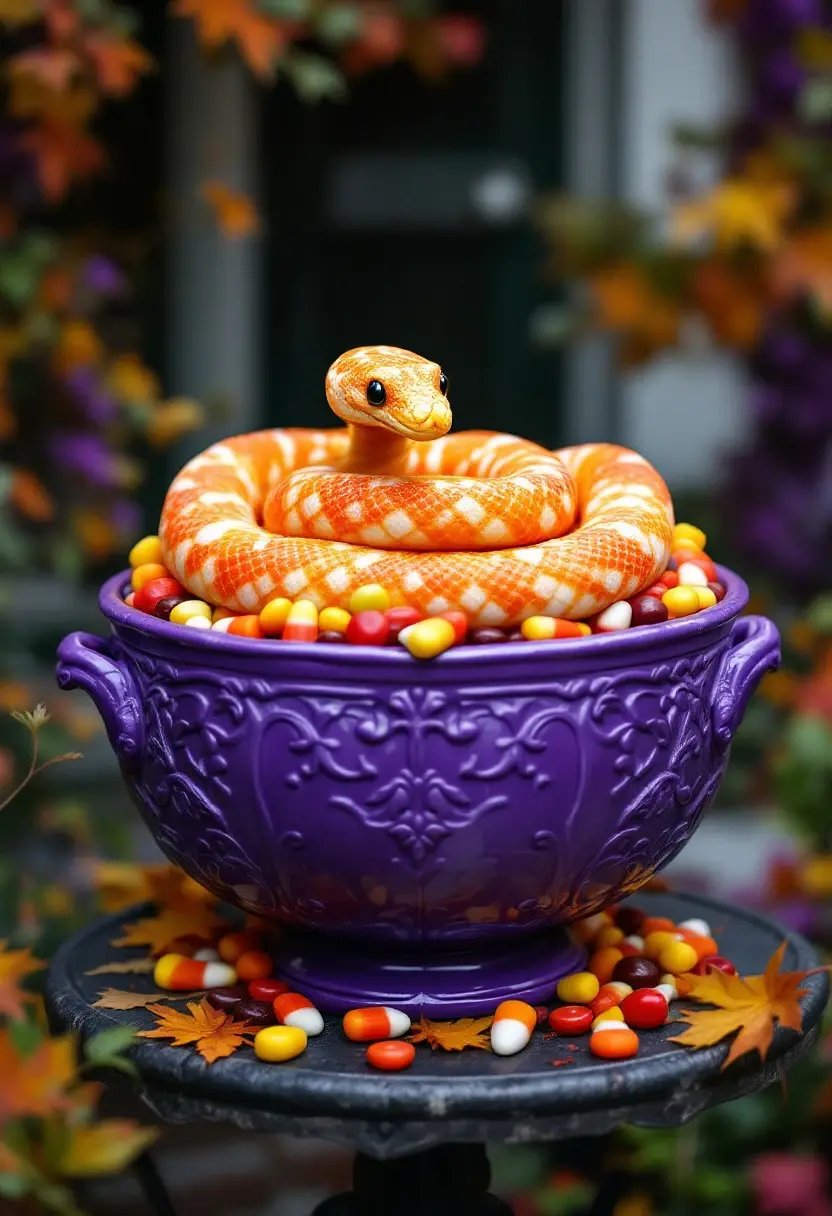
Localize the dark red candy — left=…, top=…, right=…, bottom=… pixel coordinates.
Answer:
left=615, top=906, right=645, bottom=936
left=620, top=988, right=668, bottom=1030
left=629, top=596, right=669, bottom=628
left=206, top=984, right=248, bottom=1013
left=317, top=630, right=347, bottom=643
left=707, top=581, right=726, bottom=602
left=692, top=955, right=736, bottom=976
left=642, top=583, right=667, bottom=600
left=468, top=628, right=509, bottom=645
left=548, top=1005, right=593, bottom=1035
left=153, top=595, right=187, bottom=620
left=133, top=577, right=186, bottom=614
left=507, top=629, right=525, bottom=642
left=611, top=956, right=661, bottom=990
left=534, top=1005, right=549, bottom=1026
left=346, top=610, right=389, bottom=646
left=249, top=977, right=291, bottom=1001
left=386, top=607, right=423, bottom=641
left=236, top=998, right=275, bottom=1025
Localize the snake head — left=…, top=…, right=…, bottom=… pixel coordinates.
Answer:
left=326, top=345, right=452, bottom=441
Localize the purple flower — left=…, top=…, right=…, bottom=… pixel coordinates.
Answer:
left=51, top=433, right=118, bottom=487
left=81, top=255, right=128, bottom=298
left=64, top=367, right=118, bottom=424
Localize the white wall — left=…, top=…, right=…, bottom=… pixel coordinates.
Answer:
left=619, top=0, right=750, bottom=490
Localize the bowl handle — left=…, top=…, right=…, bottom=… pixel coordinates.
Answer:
left=712, top=614, right=781, bottom=755
left=55, top=632, right=144, bottom=774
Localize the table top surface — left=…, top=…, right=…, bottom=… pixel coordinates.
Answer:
left=45, top=891, right=829, bottom=1159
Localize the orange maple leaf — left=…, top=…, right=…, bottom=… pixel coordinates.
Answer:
left=669, top=942, right=826, bottom=1070
left=773, top=227, right=832, bottom=314
left=0, top=1029, right=76, bottom=1124
left=172, top=0, right=287, bottom=80
left=409, top=1015, right=493, bottom=1051
left=10, top=468, right=54, bottom=523
left=111, top=904, right=226, bottom=956
left=21, top=117, right=105, bottom=201
left=201, top=179, right=261, bottom=239
left=0, top=939, right=45, bottom=1018
left=8, top=47, right=79, bottom=91
left=92, top=987, right=196, bottom=1010
left=59, top=1119, right=159, bottom=1175
left=137, top=999, right=255, bottom=1064
left=83, top=34, right=155, bottom=96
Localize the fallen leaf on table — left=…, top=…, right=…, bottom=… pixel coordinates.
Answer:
left=409, top=1015, right=493, bottom=1052
left=0, top=939, right=44, bottom=1018
left=111, top=904, right=226, bottom=956
left=0, top=1029, right=76, bottom=1122
left=92, top=988, right=199, bottom=1010
left=58, top=1119, right=159, bottom=1176
left=669, top=942, right=828, bottom=1070
left=137, top=999, right=255, bottom=1064
left=85, top=958, right=155, bottom=977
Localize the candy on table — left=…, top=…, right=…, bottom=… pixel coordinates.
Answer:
left=588, top=947, right=624, bottom=985
left=548, top=1005, right=594, bottom=1036
left=590, top=982, right=632, bottom=1017
left=319, top=606, right=352, bottom=634
left=676, top=929, right=720, bottom=959
left=129, top=534, right=164, bottom=568
left=217, top=931, right=262, bottom=964
left=133, top=577, right=186, bottom=615
left=534, top=1006, right=550, bottom=1026
left=343, top=1006, right=411, bottom=1043
left=131, top=562, right=170, bottom=592
left=254, top=1025, right=307, bottom=1063
left=490, top=999, right=537, bottom=1056
left=273, top=992, right=324, bottom=1037
left=192, top=947, right=220, bottom=962
left=259, top=597, right=292, bottom=636
left=282, top=600, right=319, bottom=643
left=628, top=596, right=669, bottom=627
left=556, top=971, right=600, bottom=1005
left=661, top=586, right=702, bottom=619
left=349, top=584, right=390, bottom=613
left=346, top=609, right=389, bottom=646
left=657, top=938, right=699, bottom=975
left=642, top=930, right=682, bottom=960
left=589, top=1023, right=639, bottom=1059
left=594, top=924, right=625, bottom=948
left=206, top=984, right=248, bottom=1013
left=249, top=977, right=290, bottom=1001
left=692, top=956, right=736, bottom=977
left=622, top=935, right=644, bottom=952
left=591, top=1007, right=625, bottom=1029
left=153, top=953, right=237, bottom=992
left=399, top=617, right=456, bottom=659
left=236, top=998, right=275, bottom=1026
left=641, top=916, right=676, bottom=935
left=366, top=1040, right=416, bottom=1072
left=594, top=601, right=633, bottom=633
left=521, top=617, right=591, bottom=641
left=235, top=950, right=274, bottom=982
left=611, top=956, right=661, bottom=990
left=386, top=606, right=423, bottom=640
left=656, top=980, right=678, bottom=1003
left=620, top=988, right=668, bottom=1030
left=170, top=599, right=212, bottom=625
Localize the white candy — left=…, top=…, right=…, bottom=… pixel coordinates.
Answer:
left=623, top=935, right=644, bottom=951
left=193, top=947, right=220, bottom=962
left=382, top=1007, right=412, bottom=1039
left=185, top=615, right=211, bottom=630
left=212, top=617, right=235, bottom=632
left=676, top=562, right=708, bottom=587
left=491, top=1018, right=532, bottom=1057
left=283, top=1007, right=324, bottom=1037
left=201, top=962, right=238, bottom=988
left=678, top=917, right=711, bottom=938
left=656, top=982, right=678, bottom=1003
left=595, top=600, right=633, bottom=632
left=591, top=1019, right=628, bottom=1036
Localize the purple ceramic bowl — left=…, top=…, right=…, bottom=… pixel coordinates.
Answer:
left=56, top=567, right=779, bottom=1014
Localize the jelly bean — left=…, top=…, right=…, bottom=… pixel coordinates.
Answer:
left=572, top=913, right=611, bottom=944
left=591, top=1007, right=625, bottom=1029
left=227, top=615, right=263, bottom=638
left=318, top=630, right=347, bottom=643
left=673, top=522, right=707, bottom=550
left=273, top=993, right=324, bottom=1037
left=129, top=535, right=164, bottom=568
left=643, top=931, right=682, bottom=959
left=343, top=1006, right=411, bottom=1042
left=346, top=609, right=389, bottom=646
left=679, top=918, right=711, bottom=939
left=661, top=587, right=701, bottom=618
left=133, top=577, right=186, bottom=615
left=590, top=1024, right=639, bottom=1059
left=674, top=550, right=718, bottom=583
left=124, top=592, right=135, bottom=607
left=620, top=989, right=668, bottom=1030
left=615, top=907, right=645, bottom=936
left=439, top=610, right=468, bottom=644
left=259, top=597, right=292, bottom=636
left=386, top=606, right=423, bottom=641
left=657, top=939, right=699, bottom=975
left=659, top=569, right=679, bottom=588
left=132, top=562, right=171, bottom=593
left=150, top=595, right=184, bottom=620
left=468, top=628, right=509, bottom=645
left=154, top=953, right=237, bottom=991
left=642, top=583, right=668, bottom=601
left=254, top=1024, right=307, bottom=1063
left=169, top=599, right=212, bottom=625
left=235, top=950, right=273, bottom=981
left=399, top=617, right=456, bottom=659
left=629, top=596, right=669, bottom=627
left=676, top=561, right=709, bottom=587
left=692, top=956, right=736, bottom=977
left=693, top=587, right=717, bottom=609
left=588, top=947, right=624, bottom=985
left=548, top=1005, right=593, bottom=1035
left=594, top=601, right=633, bottom=633
left=193, top=947, right=220, bottom=962
left=206, top=984, right=248, bottom=1013
left=642, top=917, right=676, bottom=935
left=656, top=981, right=678, bottom=1003
left=319, top=606, right=352, bottom=633
left=556, top=971, right=600, bottom=1004
left=236, top=998, right=275, bottom=1026
left=708, top=581, right=726, bottom=602
left=349, top=584, right=390, bottom=613
left=491, top=1000, right=537, bottom=1056
left=366, top=1040, right=416, bottom=1072
left=186, top=615, right=211, bottom=630
left=677, top=929, right=720, bottom=960
left=611, top=957, right=661, bottom=989
left=282, top=600, right=318, bottom=643
left=507, top=629, right=525, bottom=642
left=218, top=932, right=262, bottom=964
left=521, top=616, right=591, bottom=641
left=249, top=977, right=290, bottom=1001
left=594, top=925, right=625, bottom=948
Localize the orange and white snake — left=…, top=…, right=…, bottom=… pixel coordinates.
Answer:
left=159, top=345, right=674, bottom=627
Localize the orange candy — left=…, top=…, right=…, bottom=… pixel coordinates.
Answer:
left=227, top=615, right=263, bottom=638
left=343, top=1006, right=411, bottom=1042
left=217, top=931, right=261, bottom=964
left=366, top=1040, right=416, bottom=1071
left=588, top=947, right=624, bottom=985
left=235, top=950, right=273, bottom=981
left=594, top=925, right=625, bottom=948
left=676, top=928, right=720, bottom=959
left=589, top=1024, right=639, bottom=1059
left=641, top=916, right=677, bottom=936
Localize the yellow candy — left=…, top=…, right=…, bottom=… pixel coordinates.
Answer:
left=693, top=587, right=717, bottom=609
left=169, top=600, right=212, bottom=625
left=132, top=562, right=169, bottom=591
left=661, top=586, right=701, bottom=618
left=657, top=939, right=699, bottom=975
left=594, top=925, right=625, bottom=949
left=129, top=535, right=164, bottom=568
left=254, top=1025, right=308, bottom=1063
left=319, top=606, right=352, bottom=633
left=213, top=606, right=235, bottom=623
left=556, top=970, right=600, bottom=1004
left=259, top=597, right=292, bottom=636
left=349, top=584, right=390, bottom=613
left=400, top=618, right=456, bottom=659
left=591, top=1007, right=625, bottom=1029
left=643, top=931, right=681, bottom=960
left=673, top=522, right=707, bottom=550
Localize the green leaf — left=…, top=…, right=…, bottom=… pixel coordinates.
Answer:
left=0, top=1172, right=31, bottom=1199
left=84, top=1024, right=138, bottom=1063
left=0, top=256, right=38, bottom=308
left=281, top=50, right=347, bottom=104
left=9, top=1016, right=44, bottom=1056
left=315, top=3, right=362, bottom=46
left=807, top=594, right=832, bottom=634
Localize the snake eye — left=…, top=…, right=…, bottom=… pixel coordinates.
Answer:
left=439, top=372, right=449, bottom=396
left=366, top=380, right=387, bottom=407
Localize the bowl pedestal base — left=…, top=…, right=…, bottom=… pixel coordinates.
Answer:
left=273, top=927, right=587, bottom=1017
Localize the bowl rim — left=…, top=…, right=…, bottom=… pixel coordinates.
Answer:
left=99, top=564, right=751, bottom=667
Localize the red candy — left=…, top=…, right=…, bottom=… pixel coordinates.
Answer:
left=692, top=955, right=737, bottom=977
left=548, top=1005, right=593, bottom=1036
left=249, top=977, right=290, bottom=1001
left=439, top=610, right=468, bottom=644
left=629, top=596, right=669, bottom=628
left=708, top=581, right=726, bottom=602
left=133, top=577, right=186, bottom=615
left=620, top=988, right=668, bottom=1030
left=366, top=1040, right=416, bottom=1071
left=659, top=570, right=679, bottom=588
left=346, top=610, right=389, bottom=646
left=386, top=607, right=423, bottom=641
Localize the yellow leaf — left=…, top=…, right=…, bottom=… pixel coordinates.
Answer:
left=146, top=397, right=204, bottom=447
left=673, top=178, right=796, bottom=253
left=59, top=1119, right=158, bottom=1176
left=0, top=1029, right=76, bottom=1123
left=409, top=1015, right=493, bottom=1052
left=0, top=0, right=41, bottom=26
left=138, top=999, right=255, bottom=1064
left=85, top=959, right=155, bottom=977
left=106, top=353, right=160, bottom=403
left=173, top=0, right=288, bottom=80
left=0, top=939, right=45, bottom=1019
left=201, top=180, right=261, bottom=240
left=91, top=859, right=214, bottom=914
left=53, top=319, right=104, bottom=373
left=92, top=987, right=198, bottom=1010
left=111, top=904, right=226, bottom=956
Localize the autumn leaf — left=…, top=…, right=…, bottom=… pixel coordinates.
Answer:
left=8, top=47, right=79, bottom=91
left=83, top=34, right=154, bottom=96
left=0, top=0, right=42, bottom=26
left=0, top=940, right=44, bottom=1019
left=0, top=1029, right=76, bottom=1123
left=673, top=177, right=796, bottom=253
left=10, top=468, right=54, bottom=522
left=85, top=958, right=155, bottom=977
left=21, top=117, right=105, bottom=201
left=173, top=0, right=288, bottom=80
left=669, top=942, right=826, bottom=1070
left=772, top=227, right=832, bottom=314
left=92, top=987, right=199, bottom=1010
left=111, top=904, right=226, bottom=956
left=201, top=180, right=261, bottom=239
left=59, top=1119, right=158, bottom=1176
left=138, top=999, right=255, bottom=1064
left=409, top=1015, right=493, bottom=1052
left=91, top=858, right=215, bottom=914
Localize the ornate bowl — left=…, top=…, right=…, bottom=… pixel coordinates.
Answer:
left=56, top=568, right=779, bottom=1014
